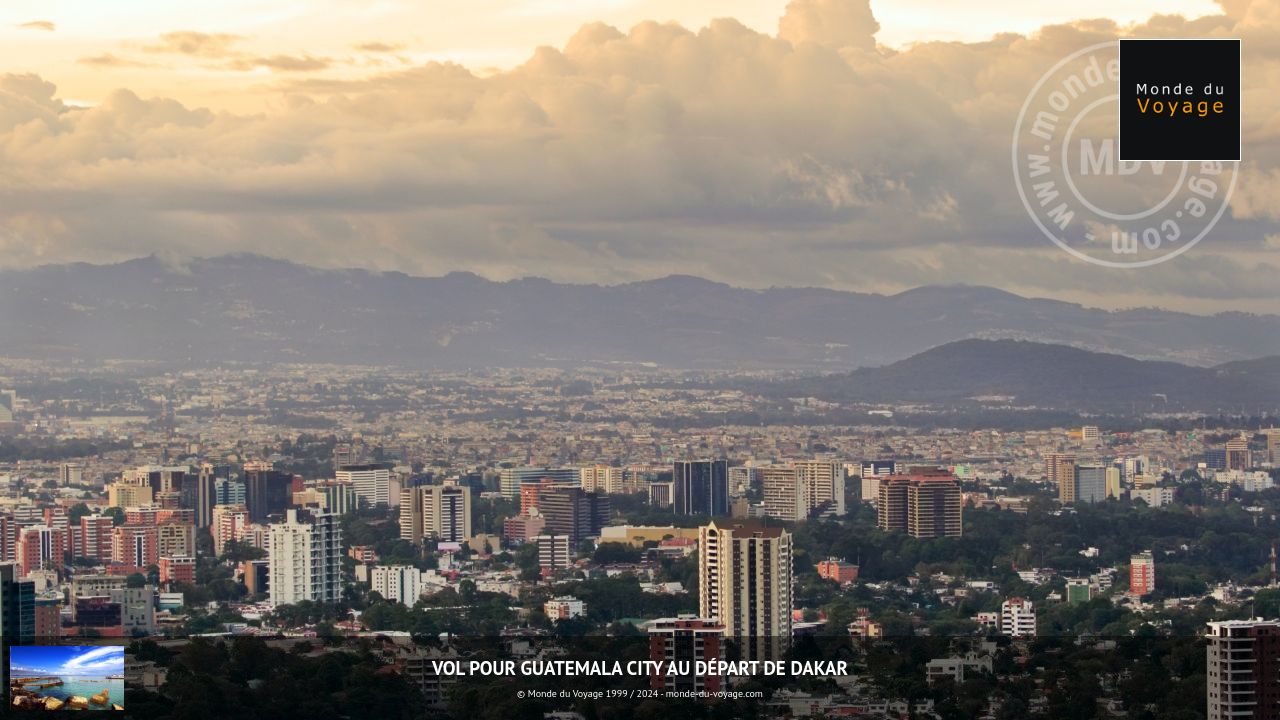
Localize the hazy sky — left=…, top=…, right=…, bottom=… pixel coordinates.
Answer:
left=1, top=0, right=1278, bottom=314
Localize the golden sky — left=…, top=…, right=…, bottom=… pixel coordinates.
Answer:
left=3, top=0, right=1221, bottom=110
left=2, top=0, right=1278, bottom=314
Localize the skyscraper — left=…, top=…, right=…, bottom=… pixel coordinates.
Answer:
left=196, top=463, right=233, bottom=528
left=499, top=467, right=580, bottom=500
left=1226, top=436, right=1251, bottom=472
left=877, top=470, right=963, bottom=538
left=674, top=460, right=729, bottom=516
left=698, top=520, right=792, bottom=662
left=0, top=563, right=35, bottom=689
left=268, top=509, right=343, bottom=606
left=401, top=481, right=473, bottom=544
left=1045, top=453, right=1077, bottom=503
left=539, top=487, right=610, bottom=544
left=338, top=463, right=395, bottom=508
left=244, top=461, right=295, bottom=522
left=1074, top=464, right=1107, bottom=504
left=1207, top=620, right=1280, bottom=719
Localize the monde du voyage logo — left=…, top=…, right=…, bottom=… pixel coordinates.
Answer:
left=1013, top=39, right=1241, bottom=268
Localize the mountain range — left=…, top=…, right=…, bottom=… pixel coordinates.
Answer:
left=774, top=339, right=1280, bottom=413
left=1, top=254, right=1278, bottom=370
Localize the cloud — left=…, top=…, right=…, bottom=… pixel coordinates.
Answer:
left=77, top=54, right=159, bottom=69
left=144, top=31, right=243, bottom=58
left=1, top=1, right=1280, bottom=312
left=61, top=647, right=124, bottom=675
left=18, top=21, right=55, bottom=32
left=226, top=55, right=332, bottom=72
left=354, top=42, right=406, bottom=53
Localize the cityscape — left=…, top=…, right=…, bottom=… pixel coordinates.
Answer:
left=0, top=355, right=1278, bottom=718
left=3, top=0, right=1280, bottom=718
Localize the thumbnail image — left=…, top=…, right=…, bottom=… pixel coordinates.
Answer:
left=9, top=646, right=124, bottom=711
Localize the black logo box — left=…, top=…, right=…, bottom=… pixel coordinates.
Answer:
left=1119, top=38, right=1241, bottom=161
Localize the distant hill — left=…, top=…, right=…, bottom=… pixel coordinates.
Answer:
left=1, top=254, right=1279, bottom=370
left=775, top=339, right=1280, bottom=413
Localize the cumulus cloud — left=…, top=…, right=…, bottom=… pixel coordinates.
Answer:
left=18, top=21, right=55, bottom=32
left=144, top=31, right=243, bottom=58
left=1, top=0, right=1280, bottom=312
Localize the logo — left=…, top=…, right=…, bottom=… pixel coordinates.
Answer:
left=1012, top=41, right=1237, bottom=268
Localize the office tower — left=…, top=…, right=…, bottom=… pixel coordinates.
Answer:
left=1000, top=597, right=1036, bottom=637
left=794, top=461, right=846, bottom=517
left=268, top=509, right=343, bottom=606
left=337, top=462, right=395, bottom=508
left=401, top=482, right=473, bottom=544
left=244, top=461, right=294, bottom=522
left=499, top=467, right=580, bottom=500
left=1081, top=425, right=1101, bottom=445
left=579, top=465, right=623, bottom=494
left=540, top=487, right=610, bottom=544
left=108, top=482, right=154, bottom=508
left=520, top=476, right=580, bottom=516
left=78, top=515, right=115, bottom=563
left=157, top=522, right=195, bottom=559
left=296, top=480, right=356, bottom=516
left=215, top=478, right=247, bottom=506
left=760, top=466, right=808, bottom=521
left=0, top=563, right=35, bottom=688
left=1045, top=453, right=1077, bottom=503
left=211, top=504, right=252, bottom=556
left=503, top=515, right=546, bottom=545
left=59, top=463, right=84, bottom=486
left=536, top=534, right=572, bottom=575
left=1074, top=464, right=1107, bottom=504
left=1226, top=436, right=1251, bottom=472
left=877, top=470, right=963, bottom=538
left=371, top=565, right=424, bottom=606
left=130, top=465, right=189, bottom=496
left=17, top=525, right=64, bottom=576
left=647, top=616, right=724, bottom=694
left=698, top=520, right=793, bottom=662
left=196, top=463, right=234, bottom=528
left=1105, top=467, right=1123, bottom=499
left=1206, top=620, right=1280, bottom=720
left=1130, top=551, right=1155, bottom=597
left=1267, top=430, right=1280, bottom=465
left=648, top=481, right=674, bottom=508
left=674, top=460, right=729, bottom=516
left=333, top=443, right=357, bottom=469
left=112, top=525, right=159, bottom=569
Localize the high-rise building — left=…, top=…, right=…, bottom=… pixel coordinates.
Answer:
left=0, top=563, right=35, bottom=687
left=159, top=555, right=195, bottom=585
left=499, top=467, right=580, bottom=500
left=195, top=463, right=233, bottom=529
left=244, top=461, right=295, bottom=522
left=1206, top=620, right=1280, bottom=720
left=401, top=481, right=473, bottom=544
left=1000, top=597, right=1036, bottom=637
left=111, top=524, right=158, bottom=569
left=540, top=487, right=610, bottom=544
left=1081, top=425, right=1101, bottom=445
left=211, top=504, right=252, bottom=556
left=107, top=482, right=154, bottom=508
left=1226, top=436, right=1252, bottom=472
left=1130, top=551, right=1155, bottom=597
left=294, top=480, right=356, bottom=516
left=698, top=520, right=793, bottom=662
left=268, top=509, right=343, bottom=606
left=338, top=463, right=395, bottom=508
left=78, top=515, right=115, bottom=564
left=648, top=481, right=674, bottom=508
left=157, top=522, right=195, bottom=559
left=17, top=525, right=64, bottom=576
left=760, top=462, right=847, bottom=520
left=536, top=534, right=572, bottom=576
left=579, top=465, right=624, bottom=494
left=371, top=565, right=424, bottom=606
left=647, top=616, right=724, bottom=694
left=1074, top=464, right=1108, bottom=504
left=876, top=470, right=963, bottom=538
left=59, top=463, right=84, bottom=487
left=1045, top=453, right=1077, bottom=503
left=674, top=460, right=729, bottom=516
left=1266, top=430, right=1280, bottom=465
